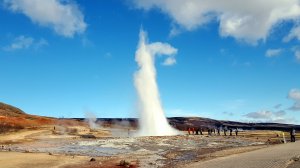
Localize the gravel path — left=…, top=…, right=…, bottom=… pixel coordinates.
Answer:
left=186, top=141, right=300, bottom=168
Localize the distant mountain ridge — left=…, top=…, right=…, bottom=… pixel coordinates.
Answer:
left=1, top=101, right=299, bottom=131
left=74, top=117, right=300, bottom=131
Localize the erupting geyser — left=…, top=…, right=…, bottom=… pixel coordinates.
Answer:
left=134, top=29, right=180, bottom=136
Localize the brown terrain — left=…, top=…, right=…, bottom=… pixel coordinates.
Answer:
left=0, top=102, right=299, bottom=168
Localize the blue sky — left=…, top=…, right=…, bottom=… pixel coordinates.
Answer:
left=0, top=0, right=300, bottom=124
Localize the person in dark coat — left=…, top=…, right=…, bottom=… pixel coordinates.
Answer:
left=217, top=128, right=220, bottom=136
left=235, top=128, right=238, bottom=136
left=229, top=128, right=233, bottom=136
left=290, top=128, right=296, bottom=142
left=195, top=128, right=199, bottom=135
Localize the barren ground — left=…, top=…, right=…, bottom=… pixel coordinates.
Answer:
left=1, top=124, right=296, bottom=168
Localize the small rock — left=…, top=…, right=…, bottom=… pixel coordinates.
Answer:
left=81, top=134, right=96, bottom=139
left=119, top=160, right=130, bottom=167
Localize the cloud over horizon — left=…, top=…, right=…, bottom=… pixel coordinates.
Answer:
left=244, top=110, right=296, bottom=124
left=133, top=0, right=300, bottom=44
left=3, top=0, right=87, bottom=37
left=288, top=89, right=300, bottom=111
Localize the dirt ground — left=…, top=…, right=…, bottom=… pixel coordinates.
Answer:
left=0, top=152, right=88, bottom=168
left=0, top=125, right=297, bottom=168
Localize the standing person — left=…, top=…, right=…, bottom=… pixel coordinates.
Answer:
left=200, top=128, right=203, bottom=135
left=195, top=128, right=199, bottom=135
left=235, top=128, right=238, bottom=136
left=192, top=127, right=195, bottom=135
left=229, top=128, right=233, bottom=136
left=291, top=128, right=296, bottom=142
left=217, top=128, right=220, bottom=136
left=224, top=127, right=227, bottom=136
left=188, top=127, right=191, bottom=135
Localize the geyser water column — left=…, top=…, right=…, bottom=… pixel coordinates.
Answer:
left=134, top=29, right=180, bottom=136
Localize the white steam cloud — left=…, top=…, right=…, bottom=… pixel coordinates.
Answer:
left=134, top=29, right=180, bottom=136
left=84, top=112, right=100, bottom=130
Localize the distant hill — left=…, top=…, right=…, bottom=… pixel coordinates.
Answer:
left=1, top=101, right=298, bottom=132
left=0, top=102, right=84, bottom=133
left=0, top=102, right=26, bottom=117
left=168, top=117, right=300, bottom=131
left=73, top=117, right=300, bottom=131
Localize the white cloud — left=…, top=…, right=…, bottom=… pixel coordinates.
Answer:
left=265, top=48, right=283, bottom=57
left=162, top=57, right=176, bottom=66
left=3, top=0, right=87, bottom=37
left=133, top=0, right=300, bottom=43
left=4, top=36, right=33, bottom=51
left=295, top=50, right=300, bottom=61
left=288, top=89, right=300, bottom=100
left=3, top=35, right=48, bottom=51
left=288, top=88, right=300, bottom=111
left=284, top=25, right=300, bottom=42
left=245, top=110, right=273, bottom=119
left=244, top=110, right=295, bottom=124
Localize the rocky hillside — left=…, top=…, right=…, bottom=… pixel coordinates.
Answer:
left=0, top=102, right=26, bottom=117
left=0, top=102, right=85, bottom=133
left=0, top=102, right=54, bottom=133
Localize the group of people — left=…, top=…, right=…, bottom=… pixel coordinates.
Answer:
left=187, top=126, right=297, bottom=142
left=187, top=127, right=202, bottom=135
left=187, top=127, right=239, bottom=136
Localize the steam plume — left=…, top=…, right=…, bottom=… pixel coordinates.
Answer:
left=84, top=112, right=100, bottom=130
left=134, top=29, right=180, bottom=136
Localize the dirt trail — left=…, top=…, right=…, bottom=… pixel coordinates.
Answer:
left=0, top=129, right=50, bottom=142
left=186, top=141, right=300, bottom=168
